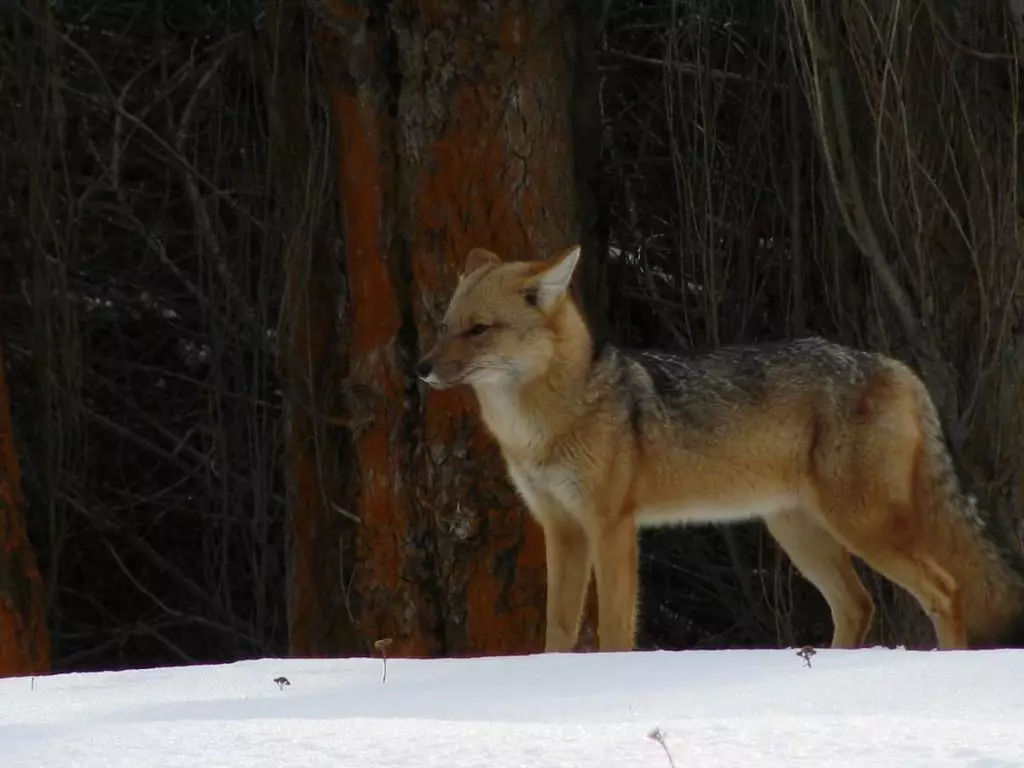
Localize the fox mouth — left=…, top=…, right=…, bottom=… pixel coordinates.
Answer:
left=417, top=365, right=469, bottom=389
left=418, top=363, right=496, bottom=390
left=419, top=371, right=455, bottom=389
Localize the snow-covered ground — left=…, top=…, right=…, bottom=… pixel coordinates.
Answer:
left=2, top=648, right=1023, bottom=767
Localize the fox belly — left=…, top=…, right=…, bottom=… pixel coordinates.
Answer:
left=637, top=493, right=801, bottom=527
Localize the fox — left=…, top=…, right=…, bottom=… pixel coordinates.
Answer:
left=415, top=243, right=1024, bottom=653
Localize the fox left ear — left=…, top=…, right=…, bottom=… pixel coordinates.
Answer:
left=462, top=247, right=502, bottom=278
left=530, top=245, right=581, bottom=310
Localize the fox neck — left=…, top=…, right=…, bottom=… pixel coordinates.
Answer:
left=472, top=300, right=593, bottom=457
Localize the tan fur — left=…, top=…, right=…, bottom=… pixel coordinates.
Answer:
left=416, top=245, right=1024, bottom=652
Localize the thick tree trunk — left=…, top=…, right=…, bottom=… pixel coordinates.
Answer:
left=301, top=0, right=597, bottom=656
left=0, top=342, right=50, bottom=677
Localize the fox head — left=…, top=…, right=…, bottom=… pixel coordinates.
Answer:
left=415, top=245, right=584, bottom=390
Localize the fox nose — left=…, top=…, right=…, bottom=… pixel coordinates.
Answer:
left=415, top=359, right=433, bottom=380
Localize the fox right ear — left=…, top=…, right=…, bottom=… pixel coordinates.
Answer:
left=462, top=248, right=502, bottom=278
left=529, top=245, right=581, bottom=310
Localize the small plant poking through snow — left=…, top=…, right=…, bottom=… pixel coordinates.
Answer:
left=273, top=676, right=291, bottom=690
left=797, top=646, right=817, bottom=668
left=647, top=727, right=679, bottom=768
left=374, top=638, right=394, bottom=683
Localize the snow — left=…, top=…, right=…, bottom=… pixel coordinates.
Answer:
left=3, top=648, right=1023, bottom=767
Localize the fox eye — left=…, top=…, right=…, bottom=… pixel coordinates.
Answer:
left=465, top=323, right=489, bottom=337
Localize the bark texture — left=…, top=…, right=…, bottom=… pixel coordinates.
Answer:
left=0, top=342, right=51, bottom=677
left=297, top=0, right=594, bottom=656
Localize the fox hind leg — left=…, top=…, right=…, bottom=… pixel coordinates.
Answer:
left=847, top=540, right=966, bottom=650
left=766, top=509, right=875, bottom=649
left=818, top=497, right=967, bottom=650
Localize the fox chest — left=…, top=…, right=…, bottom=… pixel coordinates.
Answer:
left=505, top=461, right=587, bottom=521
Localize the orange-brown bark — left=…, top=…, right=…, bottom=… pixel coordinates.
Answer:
left=0, top=342, right=51, bottom=677
left=305, top=0, right=596, bottom=656
left=329, top=79, right=431, bottom=656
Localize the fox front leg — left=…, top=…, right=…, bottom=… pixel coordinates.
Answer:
left=540, top=514, right=592, bottom=653
left=591, top=515, right=639, bottom=652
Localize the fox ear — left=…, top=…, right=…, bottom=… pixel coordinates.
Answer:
left=530, top=245, right=581, bottom=310
left=462, top=247, right=502, bottom=278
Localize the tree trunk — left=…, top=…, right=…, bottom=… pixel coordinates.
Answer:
left=0, top=342, right=50, bottom=677
left=266, top=0, right=362, bottom=657
left=301, top=0, right=598, bottom=657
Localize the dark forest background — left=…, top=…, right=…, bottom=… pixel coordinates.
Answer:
left=1, top=0, right=1023, bottom=675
